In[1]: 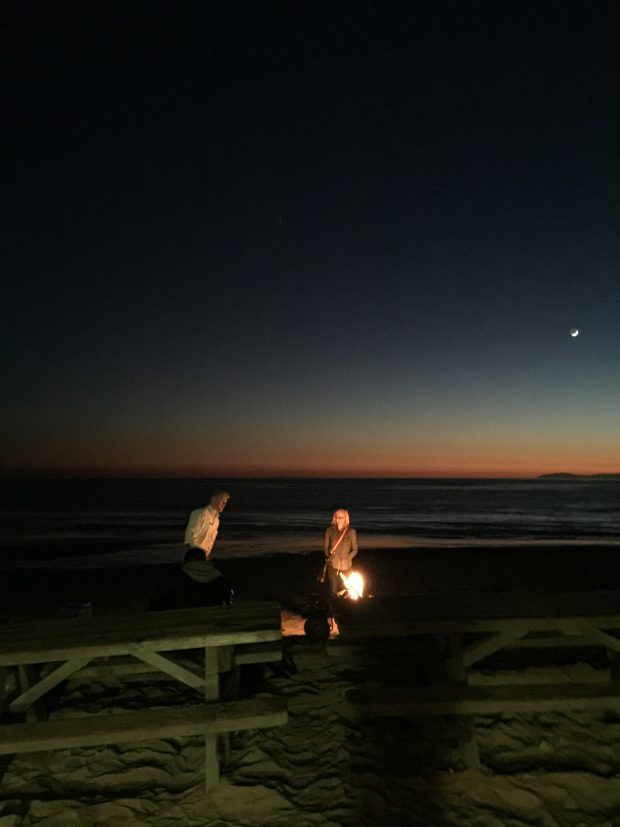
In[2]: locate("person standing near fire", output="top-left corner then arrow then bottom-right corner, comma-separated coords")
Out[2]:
322,508 -> 358,595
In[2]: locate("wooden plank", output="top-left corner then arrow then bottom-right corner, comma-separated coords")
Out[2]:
218,646 -> 233,673
0,697 -> 288,755
462,628 -> 530,667
11,657 -> 92,715
66,659 -> 174,682
205,733 -> 219,791
135,652 -> 204,690
72,659 -> 278,684
338,591 -> 620,622
467,671 -> 610,687
203,645 -> 220,788
235,642 -> 282,665
204,648 -> 219,700
0,601 -> 282,665
347,683 -> 620,717
444,634 -> 479,770
508,628 -> 620,652
336,617 -> 558,638
509,634 -> 597,649
17,666 -> 42,722
334,592 -> 620,639
338,614 -> 620,640
68,647 -> 273,683
589,628 -> 620,655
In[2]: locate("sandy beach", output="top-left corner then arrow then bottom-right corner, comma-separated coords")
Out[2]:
2,545 -> 620,826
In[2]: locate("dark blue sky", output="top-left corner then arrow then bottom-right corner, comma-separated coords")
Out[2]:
3,1 -> 620,476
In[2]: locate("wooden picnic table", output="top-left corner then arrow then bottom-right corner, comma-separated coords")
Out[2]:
0,600 -> 281,707
0,600 -> 286,791
334,590 -> 620,637
337,590 -> 620,769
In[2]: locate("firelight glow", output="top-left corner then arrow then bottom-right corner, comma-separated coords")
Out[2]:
339,571 -> 364,600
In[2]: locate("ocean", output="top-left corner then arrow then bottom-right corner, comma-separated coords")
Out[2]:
1,477 -> 619,571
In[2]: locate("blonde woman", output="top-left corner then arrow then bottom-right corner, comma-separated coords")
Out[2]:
322,508 -> 358,595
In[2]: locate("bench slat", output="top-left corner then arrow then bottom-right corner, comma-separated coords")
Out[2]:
0,697 -> 287,755
347,683 -> 620,716
235,642 -> 282,665
508,634 -> 598,649
0,601 -> 282,665
10,656 -> 92,714
63,642 -> 282,685
134,651 -> 204,690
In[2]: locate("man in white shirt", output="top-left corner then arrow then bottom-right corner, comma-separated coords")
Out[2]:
184,489 -> 230,558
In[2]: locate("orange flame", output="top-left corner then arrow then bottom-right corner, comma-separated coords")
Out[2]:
339,570 -> 364,600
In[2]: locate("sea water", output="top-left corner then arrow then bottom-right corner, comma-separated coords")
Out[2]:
1,477 -> 619,570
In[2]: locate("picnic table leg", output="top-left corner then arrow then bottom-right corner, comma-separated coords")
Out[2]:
204,647 -> 220,701
445,633 -> 480,771
204,646 -> 220,792
217,646 -> 236,770
220,646 -> 239,701
204,735 -> 219,793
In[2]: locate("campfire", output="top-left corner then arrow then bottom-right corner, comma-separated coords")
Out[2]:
338,570 -> 364,600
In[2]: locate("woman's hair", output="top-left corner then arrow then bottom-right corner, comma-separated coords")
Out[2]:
331,508 -> 350,527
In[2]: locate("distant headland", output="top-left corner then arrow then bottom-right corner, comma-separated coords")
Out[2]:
537,473 -> 620,480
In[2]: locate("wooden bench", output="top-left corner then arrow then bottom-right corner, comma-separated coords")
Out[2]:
0,601 -> 287,792
0,601 -> 283,714
0,696 -> 287,793
335,590 -> 620,770
235,640 -> 283,665
347,682 -> 620,716
54,641 -> 283,685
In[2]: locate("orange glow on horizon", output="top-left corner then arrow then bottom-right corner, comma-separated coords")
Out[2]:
4,429 -> 618,479
4,461 -> 618,479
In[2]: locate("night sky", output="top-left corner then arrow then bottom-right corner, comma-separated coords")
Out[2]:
4,1 -> 620,477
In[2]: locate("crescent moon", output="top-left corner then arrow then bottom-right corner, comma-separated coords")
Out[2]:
570,328 -> 579,337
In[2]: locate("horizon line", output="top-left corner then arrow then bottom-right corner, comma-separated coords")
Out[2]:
2,470 -> 618,481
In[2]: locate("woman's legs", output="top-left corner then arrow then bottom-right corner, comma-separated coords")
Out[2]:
327,565 -> 340,596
